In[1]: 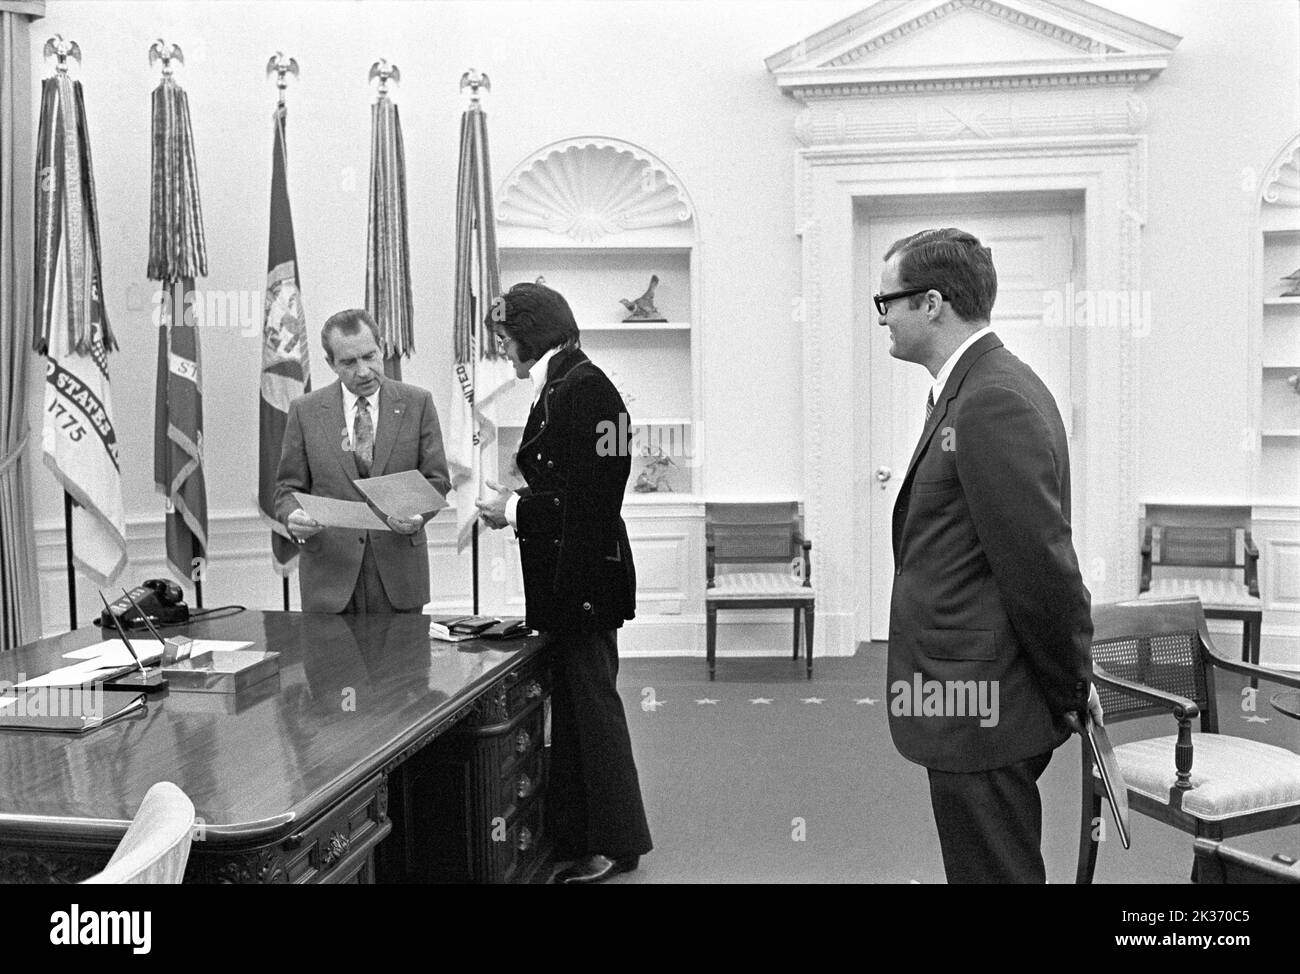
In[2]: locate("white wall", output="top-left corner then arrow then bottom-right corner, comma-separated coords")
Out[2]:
20,0 -> 1300,629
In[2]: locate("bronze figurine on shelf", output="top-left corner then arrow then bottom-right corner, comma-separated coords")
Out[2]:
619,274 -> 666,322
633,446 -> 675,493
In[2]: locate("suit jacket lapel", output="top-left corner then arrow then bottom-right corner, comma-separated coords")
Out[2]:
369,382 -> 406,476
319,380 -> 360,482
902,332 -> 1003,486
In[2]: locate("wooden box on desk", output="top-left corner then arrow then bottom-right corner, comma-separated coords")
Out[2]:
379,645 -> 553,884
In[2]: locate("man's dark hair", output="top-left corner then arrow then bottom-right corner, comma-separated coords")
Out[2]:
322,308 -> 382,363
884,228 -> 997,323
487,282 -> 580,362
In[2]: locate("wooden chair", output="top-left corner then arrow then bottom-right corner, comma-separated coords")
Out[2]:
82,781 -> 195,884
1139,518 -> 1262,669
1193,838 -> 1300,884
1076,597 -> 1300,884
705,502 -> 814,681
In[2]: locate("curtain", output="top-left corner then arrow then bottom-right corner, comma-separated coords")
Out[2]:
0,4 -> 44,649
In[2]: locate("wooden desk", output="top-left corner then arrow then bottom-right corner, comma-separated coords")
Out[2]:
0,611 -> 553,884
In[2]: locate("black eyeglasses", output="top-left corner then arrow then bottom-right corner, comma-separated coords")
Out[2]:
873,287 -> 940,317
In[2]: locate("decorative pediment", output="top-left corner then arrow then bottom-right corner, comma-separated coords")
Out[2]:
766,0 -> 1180,98
497,138 -> 693,243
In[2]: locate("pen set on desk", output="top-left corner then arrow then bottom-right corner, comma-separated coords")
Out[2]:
96,590 -> 182,693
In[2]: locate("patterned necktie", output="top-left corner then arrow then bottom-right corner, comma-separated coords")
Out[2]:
925,389 -> 935,423
354,395 -> 374,476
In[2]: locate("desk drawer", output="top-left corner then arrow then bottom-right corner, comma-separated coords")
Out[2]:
284,774 -> 389,884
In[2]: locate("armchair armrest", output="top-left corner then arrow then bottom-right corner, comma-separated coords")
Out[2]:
1094,663 -> 1199,791
801,538 -> 812,587
1201,644 -> 1300,691
706,542 -> 716,588
1093,665 -> 1201,722
1139,526 -> 1153,593
1244,531 -> 1260,597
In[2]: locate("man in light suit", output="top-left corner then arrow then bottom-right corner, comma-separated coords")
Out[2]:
274,309 -> 450,613
878,228 -> 1101,883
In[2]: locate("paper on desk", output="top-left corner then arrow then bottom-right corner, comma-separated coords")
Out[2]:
15,659 -> 123,687
353,469 -> 447,521
293,492 -> 389,530
63,640 -> 164,666
64,639 -> 251,664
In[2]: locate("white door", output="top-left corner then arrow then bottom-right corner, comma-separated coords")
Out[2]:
854,194 -> 1083,642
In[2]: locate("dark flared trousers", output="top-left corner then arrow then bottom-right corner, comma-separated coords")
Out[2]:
547,628 -> 653,860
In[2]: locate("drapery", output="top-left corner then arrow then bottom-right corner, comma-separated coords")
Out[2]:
0,4 -> 44,649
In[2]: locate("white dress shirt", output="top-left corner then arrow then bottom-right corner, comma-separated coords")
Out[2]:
931,325 -> 994,405
505,347 -> 560,528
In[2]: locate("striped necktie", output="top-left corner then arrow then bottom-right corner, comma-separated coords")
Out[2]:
925,389 -> 935,423
354,395 -> 374,476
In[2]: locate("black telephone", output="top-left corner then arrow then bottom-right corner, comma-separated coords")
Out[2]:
97,579 -> 189,630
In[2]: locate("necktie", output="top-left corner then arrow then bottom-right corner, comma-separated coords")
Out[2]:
925,389 -> 935,423
354,395 -> 374,476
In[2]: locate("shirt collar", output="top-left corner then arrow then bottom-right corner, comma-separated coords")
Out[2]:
529,346 -> 560,405
933,326 -> 994,403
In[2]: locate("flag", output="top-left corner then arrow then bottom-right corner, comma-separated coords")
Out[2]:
33,75 -> 127,587
148,75 -> 209,585
447,100 -> 513,552
366,92 -> 413,379
258,103 -> 310,575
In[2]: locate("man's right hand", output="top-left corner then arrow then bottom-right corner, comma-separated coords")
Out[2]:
287,508 -> 323,542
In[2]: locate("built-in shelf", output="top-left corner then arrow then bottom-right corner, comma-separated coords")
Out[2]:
583,321 -> 691,332
1261,429 -> 1300,438
1265,297 -> 1300,306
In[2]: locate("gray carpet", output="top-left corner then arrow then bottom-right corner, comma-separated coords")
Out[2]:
598,643 -> 1300,883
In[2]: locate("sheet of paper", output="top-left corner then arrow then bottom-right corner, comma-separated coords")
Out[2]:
353,469 -> 448,520
64,639 -> 251,664
294,492 -> 389,530
0,696 -> 17,711
15,659 -> 124,687
64,640 -> 165,665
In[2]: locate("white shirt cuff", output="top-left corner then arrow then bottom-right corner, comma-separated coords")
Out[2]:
505,492 -> 520,529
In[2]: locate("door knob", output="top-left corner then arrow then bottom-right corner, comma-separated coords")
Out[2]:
875,466 -> 892,490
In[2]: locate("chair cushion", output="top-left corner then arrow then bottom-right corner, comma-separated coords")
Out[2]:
1104,734 -> 1300,821
1140,579 -> 1261,611
707,573 -> 815,599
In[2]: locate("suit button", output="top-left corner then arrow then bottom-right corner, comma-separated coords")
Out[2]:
553,539 -> 560,547
536,453 -> 542,461
582,602 -> 592,611
547,460 -> 554,469
540,420 -> 546,428
895,568 -> 901,576
553,498 -> 560,507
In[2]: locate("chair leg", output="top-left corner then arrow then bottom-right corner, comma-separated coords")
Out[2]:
793,609 -> 800,660
1249,614 -> 1261,690
706,606 -> 717,682
804,606 -> 814,680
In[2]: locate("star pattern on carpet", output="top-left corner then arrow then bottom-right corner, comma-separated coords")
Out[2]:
855,698 -> 878,705
1242,715 -> 1270,723
749,698 -> 773,705
695,698 -> 719,705
801,697 -> 825,704
641,699 -> 667,712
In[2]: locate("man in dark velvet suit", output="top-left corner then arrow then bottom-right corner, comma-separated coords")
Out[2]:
274,309 -> 450,613
877,228 -> 1102,883
477,282 -> 652,885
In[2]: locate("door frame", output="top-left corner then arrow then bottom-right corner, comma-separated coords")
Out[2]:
797,137 -> 1145,657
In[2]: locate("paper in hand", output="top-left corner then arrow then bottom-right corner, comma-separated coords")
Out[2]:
353,469 -> 448,521
293,492 -> 389,531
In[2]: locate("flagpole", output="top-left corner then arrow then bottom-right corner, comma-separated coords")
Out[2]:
472,522 -> 479,615
282,577 -> 290,611
63,492 -> 77,630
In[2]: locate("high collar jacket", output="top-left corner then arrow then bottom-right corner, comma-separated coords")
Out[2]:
512,346 -> 636,632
